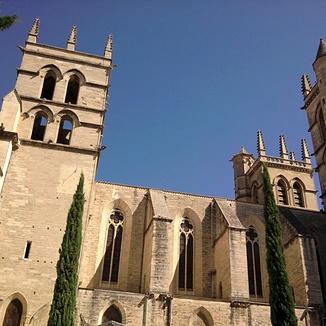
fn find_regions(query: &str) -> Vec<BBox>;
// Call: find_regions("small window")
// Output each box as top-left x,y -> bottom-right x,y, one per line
319,109 -> 326,142
24,241 -> 32,259
277,180 -> 288,205
252,185 -> 258,204
65,75 -> 79,104
57,117 -> 73,145
41,73 -> 56,100
293,182 -> 304,207
31,114 -> 47,141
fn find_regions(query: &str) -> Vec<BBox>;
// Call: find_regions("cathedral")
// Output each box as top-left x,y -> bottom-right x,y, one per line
0,19 -> 326,326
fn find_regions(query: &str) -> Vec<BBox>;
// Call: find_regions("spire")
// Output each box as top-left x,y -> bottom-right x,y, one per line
301,138 -> 311,164
279,135 -> 288,159
104,34 -> 113,59
238,146 -> 249,155
257,130 -> 266,157
67,26 -> 77,51
301,74 -> 312,98
316,38 -> 326,60
290,151 -> 296,161
27,18 -> 40,43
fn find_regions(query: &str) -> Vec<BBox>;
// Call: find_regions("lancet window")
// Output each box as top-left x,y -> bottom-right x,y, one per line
277,180 -> 288,205
65,75 -> 79,104
40,72 -> 56,100
319,109 -> 326,142
102,211 -> 124,283
31,113 -> 47,141
178,217 -> 194,291
293,182 -> 304,207
246,225 -> 262,297
3,299 -> 23,326
57,116 -> 73,145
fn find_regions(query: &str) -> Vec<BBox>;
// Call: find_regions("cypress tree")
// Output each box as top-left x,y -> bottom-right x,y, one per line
0,15 -> 19,31
263,164 -> 297,326
48,174 -> 85,326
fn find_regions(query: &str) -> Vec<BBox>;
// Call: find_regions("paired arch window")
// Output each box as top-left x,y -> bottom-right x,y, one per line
65,75 -> 79,104
101,305 -> 122,324
277,180 -> 288,205
57,116 -> 73,145
178,217 -> 194,291
40,72 -> 56,100
31,113 -> 47,141
102,211 -> 124,283
246,226 -> 262,297
293,182 -> 304,207
3,298 -> 23,326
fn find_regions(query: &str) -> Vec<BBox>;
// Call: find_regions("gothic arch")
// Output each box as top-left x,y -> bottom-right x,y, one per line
0,292 -> 27,326
315,103 -> 326,142
63,69 -> 86,84
189,306 -> 214,326
38,64 -> 63,81
251,181 -> 259,204
273,175 -> 290,205
98,300 -> 126,325
26,105 -> 54,122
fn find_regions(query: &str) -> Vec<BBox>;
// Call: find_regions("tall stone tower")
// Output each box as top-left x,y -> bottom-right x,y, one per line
0,19 -> 113,325
301,38 -> 326,208
231,131 -> 318,210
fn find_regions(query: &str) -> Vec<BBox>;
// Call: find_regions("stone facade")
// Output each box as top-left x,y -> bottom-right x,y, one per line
0,19 -> 326,326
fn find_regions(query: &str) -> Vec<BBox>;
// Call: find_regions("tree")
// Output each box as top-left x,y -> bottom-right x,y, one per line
48,174 -> 85,326
0,15 -> 18,31
263,164 -> 297,326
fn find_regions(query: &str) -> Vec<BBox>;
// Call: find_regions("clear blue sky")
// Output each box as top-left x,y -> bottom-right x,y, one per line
1,1 -> 325,203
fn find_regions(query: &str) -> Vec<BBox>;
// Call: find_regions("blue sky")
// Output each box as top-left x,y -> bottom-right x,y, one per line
1,1 -> 325,203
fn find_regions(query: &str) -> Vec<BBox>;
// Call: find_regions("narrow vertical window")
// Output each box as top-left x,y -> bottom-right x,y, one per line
178,217 -> 194,291
252,185 -> 258,204
293,182 -> 304,207
277,180 -> 288,205
24,241 -> 32,259
3,299 -> 23,326
41,72 -> 55,100
57,117 -> 73,145
31,113 -> 47,141
102,211 -> 124,283
246,226 -> 262,297
65,75 -> 79,104
319,109 -> 326,142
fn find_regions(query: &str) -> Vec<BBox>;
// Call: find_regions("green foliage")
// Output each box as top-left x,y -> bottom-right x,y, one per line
48,174 -> 85,326
263,164 -> 297,326
0,15 -> 18,31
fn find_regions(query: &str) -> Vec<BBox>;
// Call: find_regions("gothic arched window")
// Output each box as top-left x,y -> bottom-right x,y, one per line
41,72 -> 56,100
65,75 -> 79,104
31,113 -> 47,141
277,180 -> 288,205
246,225 -> 262,297
178,217 -> 194,291
102,305 -> 122,324
57,116 -> 73,145
293,182 -> 304,207
252,184 -> 258,204
319,109 -> 326,142
3,298 -> 23,326
102,211 -> 124,283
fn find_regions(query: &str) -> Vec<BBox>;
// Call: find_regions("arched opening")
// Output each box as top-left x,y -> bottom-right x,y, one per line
293,182 -> 304,207
277,179 -> 288,205
246,225 -> 262,297
319,109 -> 326,142
189,307 -> 213,326
252,184 -> 258,204
3,298 -> 23,326
101,305 -> 122,324
102,211 -> 124,283
31,113 -> 47,141
57,117 -> 73,145
40,72 -> 55,100
65,75 -> 79,104
178,217 -> 194,291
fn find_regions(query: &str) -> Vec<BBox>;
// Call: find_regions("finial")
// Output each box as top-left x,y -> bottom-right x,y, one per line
27,18 -> 40,43
67,26 -> 77,51
279,135 -> 288,159
290,151 -> 296,161
257,130 -> 266,157
104,34 -> 113,59
316,38 -> 326,60
301,74 -> 312,98
301,138 -> 311,164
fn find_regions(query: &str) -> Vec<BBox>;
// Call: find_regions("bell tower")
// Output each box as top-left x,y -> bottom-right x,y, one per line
301,38 -> 326,208
0,19 -> 114,325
